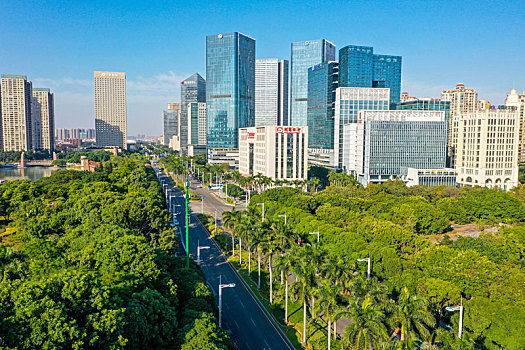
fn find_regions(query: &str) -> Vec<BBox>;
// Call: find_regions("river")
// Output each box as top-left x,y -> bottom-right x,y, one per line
0,166 -> 62,182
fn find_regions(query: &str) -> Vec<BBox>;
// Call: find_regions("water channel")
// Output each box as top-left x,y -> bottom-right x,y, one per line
0,166 -> 61,182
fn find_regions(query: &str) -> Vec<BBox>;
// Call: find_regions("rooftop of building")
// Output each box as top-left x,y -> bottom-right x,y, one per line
1,74 -> 27,80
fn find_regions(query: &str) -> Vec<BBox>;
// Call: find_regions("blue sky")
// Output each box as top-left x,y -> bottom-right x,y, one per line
1,0 -> 524,135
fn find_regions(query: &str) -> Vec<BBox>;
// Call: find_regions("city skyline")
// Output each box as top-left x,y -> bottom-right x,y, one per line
1,1 -> 523,135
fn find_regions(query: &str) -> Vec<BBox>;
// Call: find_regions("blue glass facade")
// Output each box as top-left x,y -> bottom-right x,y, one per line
339,45 -> 402,103
290,39 -> 336,126
180,73 -> 206,150
394,98 -> 452,166
206,32 -> 255,149
307,61 -> 338,149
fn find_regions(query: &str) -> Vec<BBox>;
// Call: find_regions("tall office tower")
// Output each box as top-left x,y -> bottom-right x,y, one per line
343,110 -> 447,186
187,102 -> 207,145
255,59 -> 289,126
455,107 -> 519,190
32,88 -> 55,152
1,74 -> 33,151
505,89 -> 525,163
441,83 -> 478,166
94,71 -> 127,149
180,73 -> 206,152
333,87 -> 390,169
307,61 -> 338,151
163,103 -> 181,150
338,45 -> 402,104
290,39 -> 336,126
206,32 -> 255,150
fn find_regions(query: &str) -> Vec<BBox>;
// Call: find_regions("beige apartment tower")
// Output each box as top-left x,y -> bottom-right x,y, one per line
1,74 -> 33,151
32,88 -> 55,152
505,89 -> 525,163
94,71 -> 127,149
455,107 -> 520,190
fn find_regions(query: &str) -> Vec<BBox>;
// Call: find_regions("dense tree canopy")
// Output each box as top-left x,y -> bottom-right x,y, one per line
0,156 -> 232,349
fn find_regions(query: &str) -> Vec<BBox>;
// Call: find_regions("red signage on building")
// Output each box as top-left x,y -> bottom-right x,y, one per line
248,132 -> 255,139
276,127 -> 301,134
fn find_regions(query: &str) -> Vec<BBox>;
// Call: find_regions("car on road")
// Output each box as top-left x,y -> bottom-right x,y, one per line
197,185 -> 202,188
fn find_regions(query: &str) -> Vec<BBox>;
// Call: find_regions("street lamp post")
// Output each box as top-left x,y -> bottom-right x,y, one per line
445,296 -> 464,339
197,240 -> 210,265
309,226 -> 319,243
357,253 -> 371,279
257,202 -> 265,222
219,282 -> 236,327
201,198 -> 204,214
278,213 -> 287,225
214,209 -> 217,237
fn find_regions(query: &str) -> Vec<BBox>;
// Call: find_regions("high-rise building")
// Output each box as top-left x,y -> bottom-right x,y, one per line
333,87 -> 390,169
163,103 -> 181,150
1,74 -> 33,151
290,39 -> 336,126
188,102 -> 206,145
255,59 -> 289,126
206,32 -> 255,150
94,71 -> 127,149
339,45 -> 402,103
394,98 -> 451,165
505,89 -> 525,164
180,73 -> 206,152
32,88 -> 55,152
239,126 -> 308,180
455,107 -> 519,190
343,110 -> 448,186
307,61 -> 338,150
441,83 -> 479,167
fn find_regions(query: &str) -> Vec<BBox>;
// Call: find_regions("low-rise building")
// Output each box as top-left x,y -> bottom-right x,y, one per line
400,167 -> 456,187
239,125 -> 308,180
207,148 -> 239,169
455,107 -> 519,190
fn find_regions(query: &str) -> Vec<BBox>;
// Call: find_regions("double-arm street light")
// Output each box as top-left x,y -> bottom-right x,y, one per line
219,282 -> 236,327
445,297 -> 464,339
357,253 -> 371,279
197,240 -> 210,265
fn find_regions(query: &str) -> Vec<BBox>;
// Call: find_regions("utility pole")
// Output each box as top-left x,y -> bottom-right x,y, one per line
185,178 -> 190,268
219,282 -> 236,328
257,202 -> 265,222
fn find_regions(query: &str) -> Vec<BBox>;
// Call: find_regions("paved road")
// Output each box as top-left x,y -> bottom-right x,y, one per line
154,166 -> 294,350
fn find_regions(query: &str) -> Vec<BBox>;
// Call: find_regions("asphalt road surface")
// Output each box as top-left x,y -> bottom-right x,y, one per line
154,167 -> 294,350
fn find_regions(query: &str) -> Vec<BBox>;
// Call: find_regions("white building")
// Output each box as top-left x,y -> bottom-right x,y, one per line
505,89 -> 525,163
255,59 -> 289,126
208,148 -> 239,169
239,126 -> 308,180
187,102 -> 206,146
343,110 -> 447,186
400,168 -> 456,187
455,107 -> 520,190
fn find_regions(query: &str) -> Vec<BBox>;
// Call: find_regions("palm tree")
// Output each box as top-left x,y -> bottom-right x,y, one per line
321,254 -> 354,287
341,297 -> 389,350
274,252 -> 294,323
315,284 -> 344,350
290,247 -> 318,345
310,177 -> 321,193
387,287 -> 435,343
259,221 -> 282,304
222,207 -> 242,256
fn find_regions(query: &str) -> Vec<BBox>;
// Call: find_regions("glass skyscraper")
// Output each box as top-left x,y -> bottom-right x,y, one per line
290,39 -> 336,126
307,61 -> 338,149
339,45 -> 402,103
206,32 -> 255,149
180,73 -> 206,151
